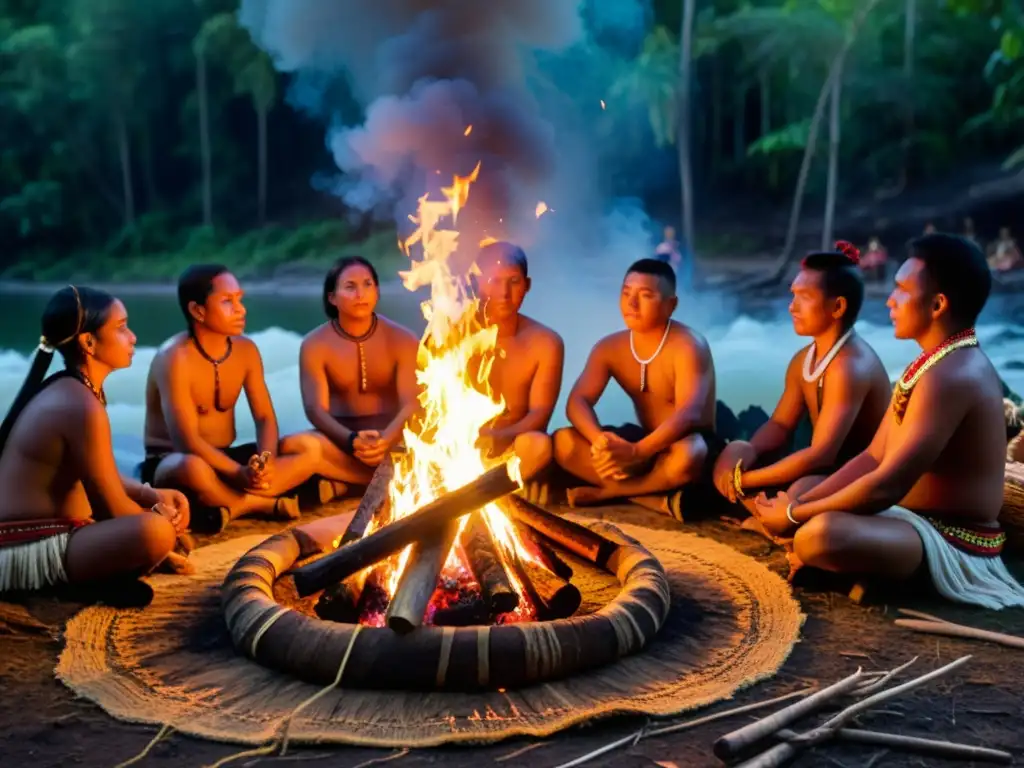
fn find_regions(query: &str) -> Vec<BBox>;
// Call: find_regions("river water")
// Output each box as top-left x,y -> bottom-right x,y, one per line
2,277 -> 1022,473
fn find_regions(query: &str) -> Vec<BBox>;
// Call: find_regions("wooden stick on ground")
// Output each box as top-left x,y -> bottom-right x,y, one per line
895,609 -> 1024,650
736,656 -> 973,768
809,727 -> 1011,764
713,669 -> 866,760
552,687 -> 815,768
460,512 -> 518,615
292,462 -> 519,596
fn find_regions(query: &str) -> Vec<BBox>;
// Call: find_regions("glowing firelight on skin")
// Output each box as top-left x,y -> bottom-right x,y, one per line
368,162 -> 536,614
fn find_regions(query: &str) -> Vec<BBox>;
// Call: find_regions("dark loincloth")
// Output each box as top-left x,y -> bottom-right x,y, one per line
331,413 -> 395,433
0,518 -> 92,592
137,442 -> 260,486
603,423 -> 726,522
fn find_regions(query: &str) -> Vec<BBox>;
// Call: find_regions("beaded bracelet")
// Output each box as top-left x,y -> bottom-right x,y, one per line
732,459 -> 746,499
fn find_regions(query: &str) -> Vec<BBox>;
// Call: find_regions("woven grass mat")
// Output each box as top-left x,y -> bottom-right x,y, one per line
56,518 -> 803,748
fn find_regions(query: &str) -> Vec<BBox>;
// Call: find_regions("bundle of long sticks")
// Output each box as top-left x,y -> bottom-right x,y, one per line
553,655 -> 1013,768
716,655 -> 1013,767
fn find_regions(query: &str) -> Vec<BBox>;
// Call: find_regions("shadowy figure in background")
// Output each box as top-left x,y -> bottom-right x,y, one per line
754,234 -> 1024,609
860,236 -> 888,282
712,241 -> 890,535
988,227 -> 1022,272
553,259 -> 720,519
299,256 -> 419,484
0,286 -> 188,603
654,225 -> 682,269
474,242 -> 563,499
142,266 -> 334,531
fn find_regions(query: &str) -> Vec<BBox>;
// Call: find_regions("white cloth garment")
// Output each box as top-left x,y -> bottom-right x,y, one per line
0,534 -> 71,592
879,506 -> 1024,610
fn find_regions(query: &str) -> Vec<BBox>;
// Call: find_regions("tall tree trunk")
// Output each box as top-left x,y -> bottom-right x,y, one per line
759,70 -> 771,137
257,103 -> 268,226
677,0 -> 697,291
822,67 -> 844,249
711,56 -> 722,177
902,0 -> 916,185
743,0 -> 884,289
140,123 -> 160,209
733,85 -> 746,163
115,110 -> 135,229
196,50 -> 213,228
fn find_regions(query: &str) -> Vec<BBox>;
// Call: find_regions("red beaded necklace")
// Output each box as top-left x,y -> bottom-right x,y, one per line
891,328 -> 978,424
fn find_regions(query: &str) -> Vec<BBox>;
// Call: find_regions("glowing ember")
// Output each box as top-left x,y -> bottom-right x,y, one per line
357,163 -> 544,625
464,124 -> 473,136
535,201 -> 549,218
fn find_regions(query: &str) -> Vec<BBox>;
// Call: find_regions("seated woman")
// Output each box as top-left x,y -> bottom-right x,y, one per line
0,286 -> 190,602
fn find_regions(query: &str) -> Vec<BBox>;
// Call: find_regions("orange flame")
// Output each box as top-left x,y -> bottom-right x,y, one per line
381,162 -> 537,613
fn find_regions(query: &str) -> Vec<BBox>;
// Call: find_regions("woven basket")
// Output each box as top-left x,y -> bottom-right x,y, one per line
1000,461 -> 1024,553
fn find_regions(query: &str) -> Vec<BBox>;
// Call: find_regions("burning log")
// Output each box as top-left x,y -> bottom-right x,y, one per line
504,495 -> 617,568
385,521 -> 461,634
292,461 -> 520,597
338,460 -> 394,546
512,552 -> 582,620
314,574 -> 365,624
516,522 -> 573,581
460,512 -> 518,615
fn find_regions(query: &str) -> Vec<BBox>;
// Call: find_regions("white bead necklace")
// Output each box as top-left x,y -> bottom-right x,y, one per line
630,322 -> 672,392
802,327 -> 854,383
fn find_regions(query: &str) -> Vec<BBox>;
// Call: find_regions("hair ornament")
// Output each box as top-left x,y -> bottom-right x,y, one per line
835,240 -> 861,265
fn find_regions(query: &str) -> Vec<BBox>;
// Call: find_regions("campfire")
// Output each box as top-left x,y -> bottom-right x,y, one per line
292,165 -> 581,631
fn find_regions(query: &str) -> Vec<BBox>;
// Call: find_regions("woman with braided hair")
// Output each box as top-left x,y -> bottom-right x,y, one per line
0,286 -> 189,601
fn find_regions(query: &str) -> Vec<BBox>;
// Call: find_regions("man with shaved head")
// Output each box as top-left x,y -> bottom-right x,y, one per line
553,258 -> 720,517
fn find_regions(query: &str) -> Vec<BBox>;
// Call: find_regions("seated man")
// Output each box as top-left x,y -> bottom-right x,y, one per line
553,258 -> 719,516
142,265 -> 340,531
755,234 -> 1024,609
1,286 -> 188,602
712,242 -> 891,525
299,256 -> 419,480
474,242 -> 564,486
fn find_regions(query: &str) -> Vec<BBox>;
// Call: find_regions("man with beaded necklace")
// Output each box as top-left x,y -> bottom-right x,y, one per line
711,241 -> 891,530
754,233 -> 1024,609
553,258 -> 720,515
299,256 -> 420,482
141,265 -> 340,531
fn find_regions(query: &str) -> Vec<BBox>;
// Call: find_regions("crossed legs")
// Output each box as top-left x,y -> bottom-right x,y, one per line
153,433 -> 354,524
552,427 -> 708,507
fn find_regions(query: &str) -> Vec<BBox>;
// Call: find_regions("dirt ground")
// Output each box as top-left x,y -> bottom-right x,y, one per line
2,501 -> 1022,768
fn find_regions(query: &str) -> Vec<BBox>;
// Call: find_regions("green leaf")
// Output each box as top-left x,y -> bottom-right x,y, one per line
1001,28 -> 1023,60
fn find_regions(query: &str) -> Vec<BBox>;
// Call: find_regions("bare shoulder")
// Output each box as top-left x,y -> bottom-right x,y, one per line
156,334 -> 191,376
916,347 -> 998,401
41,377 -> 105,427
832,336 -> 886,386
592,329 -> 629,359
518,314 -> 564,352
668,321 -> 711,360
301,321 -> 332,348
379,315 -> 419,349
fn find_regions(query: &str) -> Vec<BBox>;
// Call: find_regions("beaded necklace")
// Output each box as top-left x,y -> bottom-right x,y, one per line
629,322 -> 672,393
331,314 -> 378,393
73,369 -> 106,406
191,335 -> 233,413
891,328 -> 978,424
